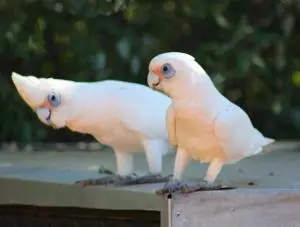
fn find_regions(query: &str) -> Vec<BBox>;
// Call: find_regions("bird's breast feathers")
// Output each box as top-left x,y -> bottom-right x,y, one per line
174,109 -> 226,162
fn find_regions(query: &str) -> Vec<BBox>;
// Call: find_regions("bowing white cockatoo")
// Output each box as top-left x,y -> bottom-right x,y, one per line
11,72 -> 174,186
147,52 -> 275,195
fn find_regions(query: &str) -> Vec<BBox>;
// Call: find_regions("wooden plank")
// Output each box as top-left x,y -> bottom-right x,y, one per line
1,143 -> 300,227
0,177 -> 166,211
0,205 -> 160,227
171,188 -> 300,227
0,165 -> 169,227
0,205 -> 160,221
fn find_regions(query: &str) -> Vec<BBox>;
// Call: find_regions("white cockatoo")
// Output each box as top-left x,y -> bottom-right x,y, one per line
11,72 -> 174,186
147,52 -> 275,195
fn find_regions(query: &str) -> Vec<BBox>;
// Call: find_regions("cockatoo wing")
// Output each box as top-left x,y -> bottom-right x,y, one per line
213,103 -> 274,162
166,104 -> 177,147
111,83 -> 172,141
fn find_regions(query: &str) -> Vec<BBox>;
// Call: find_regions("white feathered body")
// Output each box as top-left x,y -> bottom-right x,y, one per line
11,73 -> 173,176
147,52 -> 274,182
173,91 -> 272,164
63,80 -> 171,153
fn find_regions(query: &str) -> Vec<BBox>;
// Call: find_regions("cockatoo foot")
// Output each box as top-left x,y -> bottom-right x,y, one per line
155,179 -> 235,196
155,179 -> 190,196
113,173 -> 172,186
75,173 -> 138,187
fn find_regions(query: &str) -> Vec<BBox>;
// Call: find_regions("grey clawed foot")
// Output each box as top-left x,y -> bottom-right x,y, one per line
75,173 -> 138,187
155,179 -> 190,196
155,179 -> 235,196
75,173 -> 173,187
114,173 -> 173,186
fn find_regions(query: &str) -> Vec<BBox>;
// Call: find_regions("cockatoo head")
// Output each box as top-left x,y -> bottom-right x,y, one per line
11,72 -> 76,129
147,52 -> 208,98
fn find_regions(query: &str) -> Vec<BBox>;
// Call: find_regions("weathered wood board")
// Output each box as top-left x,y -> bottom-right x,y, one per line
0,141 -> 300,227
171,189 -> 300,227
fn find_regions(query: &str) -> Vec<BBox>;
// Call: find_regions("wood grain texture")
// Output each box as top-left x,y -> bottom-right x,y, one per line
171,189 -> 300,227
0,205 -> 160,227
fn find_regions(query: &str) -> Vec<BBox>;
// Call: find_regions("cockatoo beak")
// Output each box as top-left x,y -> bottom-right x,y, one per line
147,71 -> 161,89
11,72 -> 45,110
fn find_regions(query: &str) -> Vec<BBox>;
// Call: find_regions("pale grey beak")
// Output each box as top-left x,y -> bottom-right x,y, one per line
147,72 -> 160,89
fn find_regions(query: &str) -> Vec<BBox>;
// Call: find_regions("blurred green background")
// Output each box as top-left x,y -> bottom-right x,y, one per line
0,0 -> 299,144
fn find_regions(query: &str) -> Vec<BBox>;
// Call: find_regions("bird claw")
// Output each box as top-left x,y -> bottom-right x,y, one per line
75,173 -> 172,187
75,175 -> 119,187
114,174 -> 172,186
75,173 -> 138,187
155,179 -> 235,196
155,179 -> 189,196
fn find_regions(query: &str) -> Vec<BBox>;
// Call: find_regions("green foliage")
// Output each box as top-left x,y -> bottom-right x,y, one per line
1,0 -> 299,143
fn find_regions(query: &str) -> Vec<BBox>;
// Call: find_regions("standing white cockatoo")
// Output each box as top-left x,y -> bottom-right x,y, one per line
11,72 -> 174,186
147,52 -> 275,195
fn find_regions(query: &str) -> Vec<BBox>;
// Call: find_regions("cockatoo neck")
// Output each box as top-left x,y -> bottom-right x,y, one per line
169,74 -> 224,117
167,71 -> 217,101
62,82 -> 107,135
60,83 -> 92,133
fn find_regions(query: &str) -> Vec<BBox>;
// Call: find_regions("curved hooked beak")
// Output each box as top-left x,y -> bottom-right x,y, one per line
36,108 -> 52,125
147,72 -> 161,89
36,103 -> 59,128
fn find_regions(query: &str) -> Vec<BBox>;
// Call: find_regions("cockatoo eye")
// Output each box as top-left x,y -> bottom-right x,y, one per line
161,63 -> 175,78
47,92 -> 61,107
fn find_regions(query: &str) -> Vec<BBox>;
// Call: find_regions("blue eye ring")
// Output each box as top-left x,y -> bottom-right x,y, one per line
47,92 -> 61,108
160,63 -> 175,78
